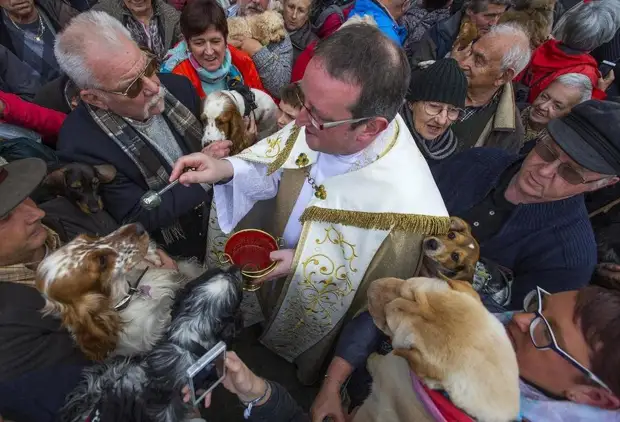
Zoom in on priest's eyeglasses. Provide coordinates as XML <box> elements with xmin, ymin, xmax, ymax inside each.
<box><xmin>296</xmin><ymin>90</ymin><xmax>372</xmax><ymax>130</ymax></box>
<box><xmin>523</xmin><ymin>286</ymin><xmax>611</xmax><ymax>392</ymax></box>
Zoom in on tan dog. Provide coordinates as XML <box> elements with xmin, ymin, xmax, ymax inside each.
<box><xmin>360</xmin><ymin>277</ymin><xmax>519</xmax><ymax>422</ymax></box>
<box><xmin>227</xmin><ymin>11</ymin><xmax>287</xmax><ymax>46</ymax></box>
<box><xmin>500</xmin><ymin>0</ymin><xmax>556</xmax><ymax>48</ymax></box>
<box><xmin>421</xmin><ymin>216</ymin><xmax>480</xmax><ymax>282</ymax></box>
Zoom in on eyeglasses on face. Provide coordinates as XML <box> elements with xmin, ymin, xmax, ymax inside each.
<box><xmin>103</xmin><ymin>53</ymin><xmax>159</xmax><ymax>99</ymax></box>
<box><xmin>523</xmin><ymin>286</ymin><xmax>611</xmax><ymax>392</ymax></box>
<box><xmin>295</xmin><ymin>89</ymin><xmax>372</xmax><ymax>130</ymax></box>
<box><xmin>423</xmin><ymin>102</ymin><xmax>464</xmax><ymax>122</ymax></box>
<box><xmin>533</xmin><ymin>135</ymin><xmax>588</xmax><ymax>185</ymax></box>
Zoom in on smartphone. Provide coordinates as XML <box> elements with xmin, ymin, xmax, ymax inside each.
<box><xmin>599</xmin><ymin>60</ymin><xmax>616</xmax><ymax>78</ymax></box>
<box><xmin>186</xmin><ymin>341</ymin><xmax>227</xmax><ymax>406</ymax></box>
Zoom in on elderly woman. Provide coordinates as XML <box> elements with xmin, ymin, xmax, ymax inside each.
<box><xmin>521</xmin><ymin>73</ymin><xmax>593</xmax><ymax>144</ymax></box>
<box><xmin>93</xmin><ymin>0</ymin><xmax>181</xmax><ymax>59</ymax></box>
<box><xmin>515</xmin><ymin>0</ymin><xmax>620</xmax><ymax>103</ymax></box>
<box><xmin>282</xmin><ymin>0</ymin><xmax>318</xmax><ymax>61</ymax></box>
<box><xmin>160</xmin><ymin>0</ymin><xmax>264</xmax><ymax>98</ymax></box>
<box><xmin>401</xmin><ymin>58</ymin><xmax>467</xmax><ymax>165</ymax></box>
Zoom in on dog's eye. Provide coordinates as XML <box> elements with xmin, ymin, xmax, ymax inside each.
<box><xmin>451</xmin><ymin>252</ymin><xmax>460</xmax><ymax>262</ymax></box>
<box><xmin>448</xmin><ymin>232</ymin><xmax>456</xmax><ymax>240</ymax></box>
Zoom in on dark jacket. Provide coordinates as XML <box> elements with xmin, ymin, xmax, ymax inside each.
<box><xmin>409</xmin><ymin>10</ymin><xmax>462</xmax><ymax>73</ymax></box>
<box><xmin>93</xmin><ymin>0</ymin><xmax>181</xmax><ymax>54</ymax></box>
<box><xmin>0</xmin><ymin>44</ymin><xmax>40</xmax><ymax>101</ymax></box>
<box><xmin>432</xmin><ymin>148</ymin><xmax>597</xmax><ymax>308</ymax></box>
<box><xmin>249</xmin><ymin>382</ymin><xmax>309</xmax><ymax>422</ymax></box>
<box><xmin>56</xmin><ymin>74</ymin><xmax>209</xmax><ymax>259</ymax></box>
<box><xmin>399</xmin><ymin>5</ymin><xmax>450</xmax><ymax>57</ymax></box>
<box><xmin>0</xmin><ymin>0</ymin><xmax>78</xmax><ymax>57</ymax></box>
<box><xmin>0</xmin><ymin>282</ymin><xmax>88</xmax><ymax>422</ymax></box>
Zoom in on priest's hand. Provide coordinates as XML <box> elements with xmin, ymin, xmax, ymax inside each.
<box><xmin>170</xmin><ymin>153</ymin><xmax>234</xmax><ymax>186</ymax></box>
<box><xmin>252</xmin><ymin>249</ymin><xmax>294</xmax><ymax>285</ymax></box>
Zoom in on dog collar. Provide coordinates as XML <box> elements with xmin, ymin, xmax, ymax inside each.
<box><xmin>114</xmin><ymin>266</ymin><xmax>149</xmax><ymax>311</ymax></box>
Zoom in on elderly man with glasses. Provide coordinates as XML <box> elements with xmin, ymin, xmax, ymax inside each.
<box><xmin>431</xmin><ymin>99</ymin><xmax>620</xmax><ymax>312</ymax></box>
<box><xmin>169</xmin><ymin>24</ymin><xmax>450</xmax><ymax>385</ymax></box>
<box><xmin>55</xmin><ymin>11</ymin><xmax>211</xmax><ymax>260</ymax></box>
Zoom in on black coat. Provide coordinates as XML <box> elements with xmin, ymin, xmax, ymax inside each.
<box><xmin>57</xmin><ymin>73</ymin><xmax>210</xmax><ymax>259</ymax></box>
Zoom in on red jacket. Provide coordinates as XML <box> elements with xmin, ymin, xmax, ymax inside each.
<box><xmin>515</xmin><ymin>39</ymin><xmax>605</xmax><ymax>103</ymax></box>
<box><xmin>171</xmin><ymin>45</ymin><xmax>267</xmax><ymax>99</ymax></box>
<box><xmin>0</xmin><ymin>91</ymin><xmax>66</xmax><ymax>145</ymax></box>
<box><xmin>291</xmin><ymin>40</ymin><xmax>318</xmax><ymax>83</ymax></box>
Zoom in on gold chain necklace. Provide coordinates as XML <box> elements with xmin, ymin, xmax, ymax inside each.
<box><xmin>6</xmin><ymin>11</ymin><xmax>45</xmax><ymax>42</ymax></box>
<box><xmin>296</xmin><ymin>153</ymin><xmax>327</xmax><ymax>200</ymax></box>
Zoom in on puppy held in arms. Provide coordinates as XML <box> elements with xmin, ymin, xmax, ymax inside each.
<box><xmin>36</xmin><ymin>223</ymin><xmax>205</xmax><ymax>360</ymax></box>
<box><xmin>421</xmin><ymin>216</ymin><xmax>480</xmax><ymax>282</ymax></box>
<box><xmin>357</xmin><ymin>277</ymin><xmax>519</xmax><ymax>422</ymax></box>
<box><xmin>201</xmin><ymin>86</ymin><xmax>278</xmax><ymax>155</ymax></box>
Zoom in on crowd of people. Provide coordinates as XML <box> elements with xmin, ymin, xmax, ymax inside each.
<box><xmin>2</xmin><ymin>0</ymin><xmax>620</xmax><ymax>420</ymax></box>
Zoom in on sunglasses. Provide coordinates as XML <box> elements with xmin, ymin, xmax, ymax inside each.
<box><xmin>103</xmin><ymin>54</ymin><xmax>159</xmax><ymax>99</ymax></box>
<box><xmin>295</xmin><ymin>89</ymin><xmax>372</xmax><ymax>131</ymax></box>
<box><xmin>533</xmin><ymin>136</ymin><xmax>588</xmax><ymax>185</ymax></box>
<box><xmin>523</xmin><ymin>286</ymin><xmax>611</xmax><ymax>392</ymax></box>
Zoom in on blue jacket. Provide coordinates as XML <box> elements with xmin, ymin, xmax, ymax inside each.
<box><xmin>432</xmin><ymin>148</ymin><xmax>597</xmax><ymax>309</ymax></box>
<box><xmin>348</xmin><ymin>0</ymin><xmax>406</xmax><ymax>46</ymax></box>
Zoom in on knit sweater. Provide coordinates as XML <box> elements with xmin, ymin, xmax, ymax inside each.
<box><xmin>432</xmin><ymin>148</ymin><xmax>597</xmax><ymax>309</ymax></box>
<box><xmin>251</xmin><ymin>34</ymin><xmax>294</xmax><ymax>98</ymax></box>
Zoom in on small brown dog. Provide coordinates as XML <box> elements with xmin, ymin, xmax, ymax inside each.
<box><xmin>227</xmin><ymin>11</ymin><xmax>287</xmax><ymax>46</ymax></box>
<box><xmin>500</xmin><ymin>0</ymin><xmax>557</xmax><ymax>48</ymax></box>
<box><xmin>359</xmin><ymin>277</ymin><xmax>520</xmax><ymax>422</ymax></box>
<box><xmin>421</xmin><ymin>216</ymin><xmax>480</xmax><ymax>282</ymax></box>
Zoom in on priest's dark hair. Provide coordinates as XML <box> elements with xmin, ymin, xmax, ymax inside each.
<box><xmin>313</xmin><ymin>23</ymin><xmax>410</xmax><ymax>124</ymax></box>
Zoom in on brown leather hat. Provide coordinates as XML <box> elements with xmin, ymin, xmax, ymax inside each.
<box><xmin>0</xmin><ymin>157</ymin><xmax>47</xmax><ymax>219</ymax></box>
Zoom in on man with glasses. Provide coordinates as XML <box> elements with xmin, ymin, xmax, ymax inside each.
<box><xmin>170</xmin><ymin>24</ymin><xmax>449</xmax><ymax>385</ymax></box>
<box><xmin>432</xmin><ymin>99</ymin><xmax>620</xmax><ymax>311</ymax></box>
<box><xmin>55</xmin><ymin>11</ymin><xmax>210</xmax><ymax>259</ymax></box>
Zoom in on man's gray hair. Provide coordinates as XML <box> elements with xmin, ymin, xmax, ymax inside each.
<box><xmin>488</xmin><ymin>22</ymin><xmax>531</xmax><ymax>75</ymax></box>
<box><xmin>463</xmin><ymin>0</ymin><xmax>512</xmax><ymax>14</ymax></box>
<box><xmin>313</xmin><ymin>24</ymin><xmax>410</xmax><ymax>122</ymax></box>
<box><xmin>553</xmin><ymin>73</ymin><xmax>593</xmax><ymax>103</ymax></box>
<box><xmin>54</xmin><ymin>11</ymin><xmax>134</xmax><ymax>89</ymax></box>
<box><xmin>553</xmin><ymin>0</ymin><xmax>620</xmax><ymax>52</ymax></box>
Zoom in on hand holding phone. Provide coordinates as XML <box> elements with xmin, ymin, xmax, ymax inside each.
<box><xmin>599</xmin><ymin>60</ymin><xmax>617</xmax><ymax>79</ymax></box>
<box><xmin>186</xmin><ymin>341</ymin><xmax>227</xmax><ymax>406</ymax></box>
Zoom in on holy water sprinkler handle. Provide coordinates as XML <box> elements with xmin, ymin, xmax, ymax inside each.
<box><xmin>139</xmin><ymin>168</ymin><xmax>194</xmax><ymax>210</ymax></box>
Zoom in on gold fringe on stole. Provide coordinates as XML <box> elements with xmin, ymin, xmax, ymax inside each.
<box><xmin>300</xmin><ymin>207</ymin><xmax>451</xmax><ymax>235</ymax></box>
<box><xmin>267</xmin><ymin>125</ymin><xmax>303</xmax><ymax>175</ymax></box>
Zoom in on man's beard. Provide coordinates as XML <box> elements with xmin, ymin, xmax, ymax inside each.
<box><xmin>243</xmin><ymin>3</ymin><xmax>265</xmax><ymax>15</ymax></box>
<box><xmin>143</xmin><ymin>87</ymin><xmax>165</xmax><ymax>120</ymax></box>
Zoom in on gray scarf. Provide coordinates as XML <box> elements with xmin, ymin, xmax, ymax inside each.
<box><xmin>401</xmin><ymin>104</ymin><xmax>458</xmax><ymax>162</ymax></box>
<box><xmin>289</xmin><ymin>22</ymin><xmax>317</xmax><ymax>60</ymax></box>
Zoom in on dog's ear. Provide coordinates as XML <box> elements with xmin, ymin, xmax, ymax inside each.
<box><xmin>450</xmin><ymin>216</ymin><xmax>470</xmax><ymax>233</ymax></box>
<box><xmin>367</xmin><ymin>277</ymin><xmax>406</xmax><ymax>333</ymax></box>
<box><xmin>43</xmin><ymin>167</ymin><xmax>67</xmax><ymax>187</ymax></box>
<box><xmin>94</xmin><ymin>164</ymin><xmax>117</xmax><ymax>184</ymax></box>
<box><xmin>60</xmin><ymin>294</ymin><xmax>122</xmax><ymax>360</ymax></box>
<box><xmin>447</xmin><ymin>279</ymin><xmax>481</xmax><ymax>302</ymax></box>
<box><xmin>229</xmin><ymin>109</ymin><xmax>248</xmax><ymax>155</ymax></box>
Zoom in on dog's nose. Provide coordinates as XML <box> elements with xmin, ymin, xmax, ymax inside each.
<box><xmin>135</xmin><ymin>223</ymin><xmax>146</xmax><ymax>236</ymax></box>
<box><xmin>424</xmin><ymin>238</ymin><xmax>439</xmax><ymax>251</ymax></box>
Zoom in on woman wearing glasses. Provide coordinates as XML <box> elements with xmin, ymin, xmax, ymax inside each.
<box><xmin>402</xmin><ymin>59</ymin><xmax>467</xmax><ymax>165</ymax></box>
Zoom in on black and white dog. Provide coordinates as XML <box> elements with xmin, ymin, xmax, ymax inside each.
<box><xmin>58</xmin><ymin>267</ymin><xmax>244</xmax><ymax>422</ymax></box>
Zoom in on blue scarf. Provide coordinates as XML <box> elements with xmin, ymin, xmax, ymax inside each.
<box><xmin>495</xmin><ymin>312</ymin><xmax>620</xmax><ymax>421</ymax></box>
<box><xmin>161</xmin><ymin>41</ymin><xmax>243</xmax><ymax>94</ymax></box>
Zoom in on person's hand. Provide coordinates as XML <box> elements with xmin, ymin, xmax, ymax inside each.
<box><xmin>222</xmin><ymin>351</ymin><xmax>270</xmax><ymax>404</ymax></box>
<box><xmin>244</xmin><ymin>113</ymin><xmax>258</xmax><ymax>146</ymax></box>
<box><xmin>202</xmin><ymin>140</ymin><xmax>233</xmax><ymax>158</ymax></box>
<box><xmin>182</xmin><ymin>386</ymin><xmax>212</xmax><ymax>408</ymax></box>
<box><xmin>170</xmin><ymin>153</ymin><xmax>234</xmax><ymax>186</ymax></box>
<box><xmin>598</xmin><ymin>69</ymin><xmax>615</xmax><ymax>92</ymax></box>
<box><xmin>229</xmin><ymin>35</ymin><xmax>263</xmax><ymax>56</ymax></box>
<box><xmin>154</xmin><ymin>249</ymin><xmax>178</xmax><ymax>270</ymax></box>
<box><xmin>450</xmin><ymin>41</ymin><xmax>472</xmax><ymax>63</ymax></box>
<box><xmin>311</xmin><ymin>380</ymin><xmax>345</xmax><ymax>422</ymax></box>
<box><xmin>252</xmin><ymin>249</ymin><xmax>294</xmax><ymax>286</ymax></box>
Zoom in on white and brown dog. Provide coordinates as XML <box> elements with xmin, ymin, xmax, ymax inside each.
<box><xmin>201</xmin><ymin>87</ymin><xmax>278</xmax><ymax>155</ymax></box>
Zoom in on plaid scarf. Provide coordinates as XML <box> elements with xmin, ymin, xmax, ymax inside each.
<box><xmin>521</xmin><ymin>107</ymin><xmax>546</xmax><ymax>143</ymax></box>
<box><xmin>0</xmin><ymin>226</ymin><xmax>60</xmax><ymax>287</ymax></box>
<box><xmin>123</xmin><ymin>10</ymin><xmax>166</xmax><ymax>60</ymax></box>
<box><xmin>85</xmin><ymin>88</ymin><xmax>203</xmax><ymax>244</ymax></box>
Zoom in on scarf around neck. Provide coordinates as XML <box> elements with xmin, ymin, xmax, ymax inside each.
<box><xmin>289</xmin><ymin>21</ymin><xmax>316</xmax><ymax>52</ymax></box>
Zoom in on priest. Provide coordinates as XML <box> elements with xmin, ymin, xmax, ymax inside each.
<box><xmin>170</xmin><ymin>24</ymin><xmax>450</xmax><ymax>384</ymax></box>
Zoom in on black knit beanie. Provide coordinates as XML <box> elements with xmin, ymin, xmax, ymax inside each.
<box><xmin>406</xmin><ymin>58</ymin><xmax>468</xmax><ymax>108</ymax></box>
